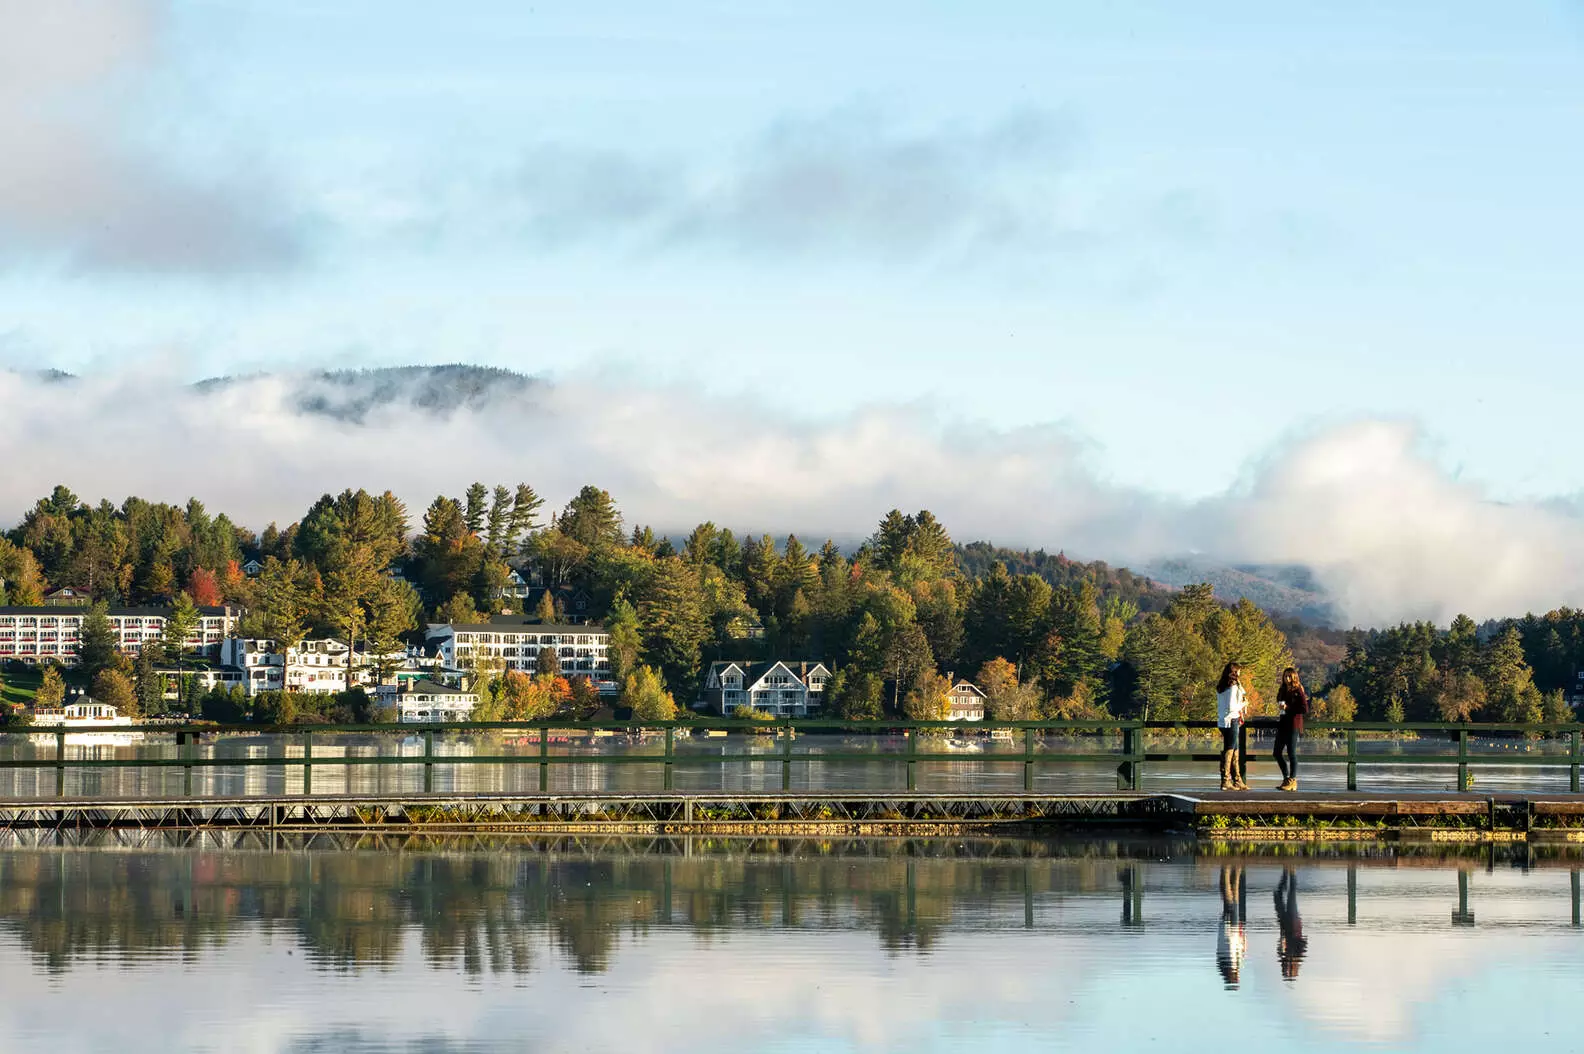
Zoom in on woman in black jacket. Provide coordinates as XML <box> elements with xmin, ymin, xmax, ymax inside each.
<box><xmin>1274</xmin><ymin>667</ymin><xmax>1308</xmax><ymax>791</ymax></box>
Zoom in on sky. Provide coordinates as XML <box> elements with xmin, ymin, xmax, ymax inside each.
<box><xmin>3</xmin><ymin>2</ymin><xmax>1584</xmax><ymax>624</ymax></box>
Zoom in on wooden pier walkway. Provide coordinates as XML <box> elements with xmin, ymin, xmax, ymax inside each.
<box><xmin>2</xmin><ymin>790</ymin><xmax>1582</xmax><ymax>839</ymax></box>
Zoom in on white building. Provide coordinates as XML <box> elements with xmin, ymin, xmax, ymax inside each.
<box><xmin>702</xmin><ymin>661</ymin><xmax>831</xmax><ymax>717</ymax></box>
<box><xmin>218</xmin><ymin>637</ymin><xmax>352</xmax><ymax>695</ymax></box>
<box><xmin>430</xmin><ymin>618</ymin><xmax>614</xmax><ymax>692</ymax></box>
<box><xmin>384</xmin><ymin>679</ymin><xmax>480</xmax><ymax>723</ymax></box>
<box><xmin>946</xmin><ymin>677</ymin><xmax>987</xmax><ymax>721</ymax></box>
<box><xmin>0</xmin><ymin>605</ymin><xmax>239</xmax><ymax>665</ymax></box>
<box><xmin>31</xmin><ymin>700</ymin><xmax>134</xmax><ymax>727</ymax></box>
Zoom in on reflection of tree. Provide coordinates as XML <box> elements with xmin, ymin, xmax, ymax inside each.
<box><xmin>0</xmin><ymin>840</ymin><xmax>1193</xmax><ymax>978</ymax></box>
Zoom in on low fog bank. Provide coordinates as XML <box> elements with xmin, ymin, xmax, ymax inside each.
<box><xmin>3</xmin><ymin>365</ymin><xmax>1580</xmax><ymax>628</ymax></box>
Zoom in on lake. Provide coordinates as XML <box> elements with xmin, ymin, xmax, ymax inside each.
<box><xmin>0</xmin><ymin>833</ymin><xmax>1580</xmax><ymax>1051</ymax></box>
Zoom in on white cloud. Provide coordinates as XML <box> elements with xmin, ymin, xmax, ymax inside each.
<box><xmin>1</xmin><ymin>367</ymin><xmax>1581</xmax><ymax>627</ymax></box>
<box><xmin>0</xmin><ymin>0</ymin><xmax>301</xmax><ymax>273</ymax></box>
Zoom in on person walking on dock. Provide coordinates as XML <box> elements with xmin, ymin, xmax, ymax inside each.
<box><xmin>1216</xmin><ymin>662</ymin><xmax>1249</xmax><ymax>790</ymax></box>
<box><xmin>1274</xmin><ymin>667</ymin><xmax>1308</xmax><ymax>791</ymax></box>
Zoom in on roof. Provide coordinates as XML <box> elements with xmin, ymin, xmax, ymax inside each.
<box><xmin>707</xmin><ymin>660</ymin><xmax>831</xmax><ymax>688</ymax></box>
<box><xmin>0</xmin><ymin>605</ymin><xmax>235</xmax><ymax>617</ymax></box>
<box><xmin>403</xmin><ymin>678</ymin><xmax>477</xmax><ymax>697</ymax></box>
<box><xmin>442</xmin><ymin>620</ymin><xmax>607</xmax><ymax>634</ymax></box>
<box><xmin>949</xmin><ymin>680</ymin><xmax>987</xmax><ymax>699</ymax></box>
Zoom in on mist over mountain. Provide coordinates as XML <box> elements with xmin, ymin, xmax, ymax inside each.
<box><xmin>4</xmin><ymin>362</ymin><xmax>1583</xmax><ymax>629</ymax></box>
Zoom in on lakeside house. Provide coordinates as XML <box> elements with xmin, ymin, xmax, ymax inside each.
<box><xmin>0</xmin><ymin>605</ymin><xmax>240</xmax><ymax>665</ymax></box>
<box><xmin>381</xmin><ymin>679</ymin><xmax>480</xmax><ymax>723</ymax></box>
<box><xmin>702</xmin><ymin>661</ymin><xmax>831</xmax><ymax>717</ymax></box>
<box><xmin>946</xmin><ymin>676</ymin><xmax>987</xmax><ymax>721</ymax></box>
<box><xmin>218</xmin><ymin>637</ymin><xmax>353</xmax><ymax>696</ymax></box>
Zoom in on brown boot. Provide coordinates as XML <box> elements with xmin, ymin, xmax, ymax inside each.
<box><xmin>1231</xmin><ymin>755</ymin><xmax>1248</xmax><ymax>791</ymax></box>
<box><xmin>1219</xmin><ymin>751</ymin><xmax>1235</xmax><ymax>791</ymax></box>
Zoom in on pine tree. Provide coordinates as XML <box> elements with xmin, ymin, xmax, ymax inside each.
<box><xmin>75</xmin><ymin>600</ymin><xmax>119</xmax><ymax>679</ymax></box>
<box><xmin>558</xmin><ymin>486</ymin><xmax>623</xmax><ymax>549</ymax></box>
<box><xmin>464</xmin><ymin>483</ymin><xmax>489</xmax><ymax>536</ymax></box>
<box><xmin>485</xmin><ymin>485</ymin><xmax>513</xmax><ymax>555</ymax></box>
<box><xmin>606</xmin><ymin>599</ymin><xmax>642</xmax><ymax>686</ymax></box>
<box><xmin>638</xmin><ymin>557</ymin><xmax>709</xmax><ymax>695</ymax></box>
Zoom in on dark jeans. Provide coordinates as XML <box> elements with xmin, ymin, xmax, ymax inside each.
<box><xmin>1220</xmin><ymin>724</ymin><xmax>1239</xmax><ymax>752</ymax></box>
<box><xmin>1274</xmin><ymin>716</ymin><xmax>1301</xmax><ymax>779</ymax></box>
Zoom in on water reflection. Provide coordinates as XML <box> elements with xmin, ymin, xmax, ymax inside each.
<box><xmin>2</xmin><ymin>837</ymin><xmax>1584</xmax><ymax>1051</ymax></box>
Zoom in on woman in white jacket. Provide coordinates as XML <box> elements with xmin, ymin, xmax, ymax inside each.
<box><xmin>1216</xmin><ymin>662</ymin><xmax>1248</xmax><ymax>791</ymax></box>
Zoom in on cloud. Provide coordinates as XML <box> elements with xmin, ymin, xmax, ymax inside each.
<box><xmin>2</xmin><ymin>366</ymin><xmax>1582</xmax><ymax>627</ymax></box>
<box><xmin>0</xmin><ymin>0</ymin><xmax>302</xmax><ymax>274</ymax></box>
<box><xmin>512</xmin><ymin>108</ymin><xmax>1089</xmax><ymax>262</ymax></box>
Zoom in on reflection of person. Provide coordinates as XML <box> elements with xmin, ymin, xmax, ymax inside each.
<box><xmin>1275</xmin><ymin>667</ymin><xmax>1309</xmax><ymax>792</ymax></box>
<box><xmin>1216</xmin><ymin>866</ymin><xmax>1247</xmax><ymax>989</ymax></box>
<box><xmin>1274</xmin><ymin>868</ymin><xmax>1308</xmax><ymax>980</ymax></box>
<box><xmin>1216</xmin><ymin>663</ymin><xmax>1248</xmax><ymax>791</ymax></box>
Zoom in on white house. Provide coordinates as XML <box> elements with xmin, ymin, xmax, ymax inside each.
<box><xmin>32</xmin><ymin>700</ymin><xmax>134</xmax><ymax>727</ymax></box>
<box><xmin>429</xmin><ymin>618</ymin><xmax>614</xmax><ymax>692</ymax></box>
<box><xmin>384</xmin><ymin>679</ymin><xmax>480</xmax><ymax>723</ymax></box>
<box><xmin>702</xmin><ymin>661</ymin><xmax>831</xmax><ymax>717</ymax></box>
<box><xmin>218</xmin><ymin>637</ymin><xmax>351</xmax><ymax>696</ymax></box>
<box><xmin>241</xmin><ymin>559</ymin><xmax>265</xmax><ymax>576</ymax></box>
<box><xmin>0</xmin><ymin>605</ymin><xmax>239</xmax><ymax>665</ymax></box>
<box><xmin>946</xmin><ymin>677</ymin><xmax>987</xmax><ymax>721</ymax></box>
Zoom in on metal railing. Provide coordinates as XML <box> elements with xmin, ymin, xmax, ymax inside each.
<box><xmin>2</xmin><ymin>717</ymin><xmax>1581</xmax><ymax>798</ymax></box>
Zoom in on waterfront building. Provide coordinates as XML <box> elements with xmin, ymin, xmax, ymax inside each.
<box><xmin>0</xmin><ymin>605</ymin><xmax>239</xmax><ymax>664</ymax></box>
<box><xmin>383</xmin><ymin>679</ymin><xmax>480</xmax><ymax>723</ymax></box>
<box><xmin>946</xmin><ymin>677</ymin><xmax>987</xmax><ymax>721</ymax></box>
<box><xmin>702</xmin><ymin>661</ymin><xmax>831</xmax><ymax>717</ymax></box>
<box><xmin>429</xmin><ymin>617</ymin><xmax>614</xmax><ymax>692</ymax></box>
<box><xmin>217</xmin><ymin>637</ymin><xmax>352</xmax><ymax>695</ymax></box>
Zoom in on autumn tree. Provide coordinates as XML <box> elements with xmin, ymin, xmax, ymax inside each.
<box><xmin>91</xmin><ymin>668</ymin><xmax>138</xmax><ymax>718</ymax></box>
<box><xmin>37</xmin><ymin>665</ymin><xmax>66</xmax><ymax>709</ymax></box>
<box><xmin>623</xmin><ymin>666</ymin><xmax>677</xmax><ymax>722</ymax></box>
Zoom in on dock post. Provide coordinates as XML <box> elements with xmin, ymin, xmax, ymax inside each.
<box><xmin>1572</xmin><ymin>871</ymin><xmax>1580</xmax><ymax>928</ymax></box>
<box><xmin>301</xmin><ymin>730</ymin><xmax>312</xmax><ymax>795</ymax></box>
<box><xmin>1118</xmin><ymin>726</ymin><xmax>1137</xmax><ymax>791</ymax></box>
<box><xmin>1023</xmin><ymin>727</ymin><xmax>1034</xmax><ymax>793</ymax></box>
<box><xmin>1457</xmin><ymin>728</ymin><xmax>1469</xmax><ymax>792</ymax></box>
<box><xmin>780</xmin><ymin>723</ymin><xmax>792</xmax><ymax>792</ymax></box>
<box><xmin>1452</xmin><ymin>869</ymin><xmax>1475</xmax><ymax>926</ymax></box>
<box><xmin>423</xmin><ymin>730</ymin><xmax>434</xmax><ymax>793</ymax></box>
<box><xmin>664</xmin><ymin>726</ymin><xmax>675</xmax><ymax>792</ymax></box>
<box><xmin>906</xmin><ymin>727</ymin><xmax>917</xmax><ymax>792</ymax></box>
<box><xmin>1571</xmin><ymin>730</ymin><xmax>1580</xmax><ymax>794</ymax></box>
<box><xmin>1347</xmin><ymin>865</ymin><xmax>1357</xmax><ymax>926</ymax></box>
<box><xmin>180</xmin><ymin>730</ymin><xmax>193</xmax><ymax>797</ymax></box>
<box><xmin>1238</xmin><ymin>721</ymin><xmax>1249</xmax><ymax>783</ymax></box>
<box><xmin>539</xmin><ymin>726</ymin><xmax>549</xmax><ymax>793</ymax></box>
<box><xmin>55</xmin><ymin>728</ymin><xmax>65</xmax><ymax>798</ymax></box>
<box><xmin>1346</xmin><ymin>728</ymin><xmax>1357</xmax><ymax>791</ymax></box>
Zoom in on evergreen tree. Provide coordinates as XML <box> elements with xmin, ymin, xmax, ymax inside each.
<box><xmin>558</xmin><ymin>486</ymin><xmax>623</xmax><ymax>549</ymax></box>
<box><xmin>536</xmin><ymin>646</ymin><xmax>561</xmax><ymax>678</ymax></box>
<box><xmin>134</xmin><ymin>648</ymin><xmax>164</xmax><ymax>716</ymax></box>
<box><xmin>505</xmin><ymin>484</ymin><xmax>545</xmax><ymax>555</ymax></box>
<box><xmin>75</xmin><ymin>601</ymin><xmax>119</xmax><ymax>679</ymax></box>
<box><xmin>485</xmin><ymin>485</ymin><xmax>513</xmax><ymax>555</ymax></box>
<box><xmin>464</xmin><ymin>483</ymin><xmax>489</xmax><ymax>536</ymax></box>
<box><xmin>638</xmin><ymin>557</ymin><xmax>709</xmax><ymax>696</ymax></box>
<box><xmin>606</xmin><ymin>599</ymin><xmax>642</xmax><ymax>686</ymax></box>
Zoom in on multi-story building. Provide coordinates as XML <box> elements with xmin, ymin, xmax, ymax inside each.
<box><xmin>381</xmin><ymin>679</ymin><xmax>480</xmax><ymax>723</ymax></box>
<box><xmin>429</xmin><ymin>617</ymin><xmax>613</xmax><ymax>692</ymax></box>
<box><xmin>218</xmin><ymin>637</ymin><xmax>352</xmax><ymax>696</ymax></box>
<box><xmin>946</xmin><ymin>677</ymin><xmax>987</xmax><ymax>721</ymax></box>
<box><xmin>701</xmin><ymin>661</ymin><xmax>831</xmax><ymax>717</ymax></box>
<box><xmin>0</xmin><ymin>605</ymin><xmax>239</xmax><ymax>665</ymax></box>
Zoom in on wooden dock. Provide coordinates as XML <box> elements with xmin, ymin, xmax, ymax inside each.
<box><xmin>0</xmin><ymin>790</ymin><xmax>1582</xmax><ymax>839</ymax></box>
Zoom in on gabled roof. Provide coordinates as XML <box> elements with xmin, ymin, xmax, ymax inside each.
<box><xmin>708</xmin><ymin>660</ymin><xmax>831</xmax><ymax>690</ymax></box>
<box><xmin>949</xmin><ymin>680</ymin><xmax>987</xmax><ymax>699</ymax></box>
<box><xmin>403</xmin><ymin>678</ymin><xmax>477</xmax><ymax>698</ymax></box>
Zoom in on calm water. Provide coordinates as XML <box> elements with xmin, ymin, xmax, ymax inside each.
<box><xmin>0</xmin><ymin>730</ymin><xmax>1574</xmax><ymax>798</ymax></box>
<box><xmin>0</xmin><ymin>834</ymin><xmax>1580</xmax><ymax>1052</ymax></box>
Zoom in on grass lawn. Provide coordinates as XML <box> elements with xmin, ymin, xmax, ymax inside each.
<box><xmin>1</xmin><ymin>666</ymin><xmax>42</xmax><ymax>707</ymax></box>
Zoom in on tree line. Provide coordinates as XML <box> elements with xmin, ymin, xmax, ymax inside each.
<box><xmin>3</xmin><ymin>483</ymin><xmax>1582</xmax><ymax>725</ymax></box>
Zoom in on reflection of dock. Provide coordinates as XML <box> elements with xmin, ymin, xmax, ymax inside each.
<box><xmin>0</xmin><ymin>790</ymin><xmax>1583</xmax><ymax>839</ymax></box>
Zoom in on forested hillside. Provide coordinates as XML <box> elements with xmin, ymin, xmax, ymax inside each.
<box><xmin>1</xmin><ymin>483</ymin><xmax>1577</xmax><ymax>725</ymax></box>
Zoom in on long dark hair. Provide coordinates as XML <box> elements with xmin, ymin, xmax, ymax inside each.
<box><xmin>1216</xmin><ymin>662</ymin><xmax>1242</xmax><ymax>694</ymax></box>
<box><xmin>1280</xmin><ymin>667</ymin><xmax>1302</xmax><ymax>694</ymax></box>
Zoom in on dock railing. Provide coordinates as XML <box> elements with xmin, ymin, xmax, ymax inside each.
<box><xmin>2</xmin><ymin>718</ymin><xmax>1583</xmax><ymax>798</ymax></box>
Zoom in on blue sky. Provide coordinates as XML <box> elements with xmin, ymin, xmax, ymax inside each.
<box><xmin>3</xmin><ymin>1</ymin><xmax>1584</xmax><ymax>502</ymax></box>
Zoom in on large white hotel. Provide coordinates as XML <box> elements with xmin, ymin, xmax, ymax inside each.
<box><xmin>0</xmin><ymin>606</ymin><xmax>240</xmax><ymax>664</ymax></box>
<box><xmin>429</xmin><ymin>617</ymin><xmax>614</xmax><ymax>692</ymax></box>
